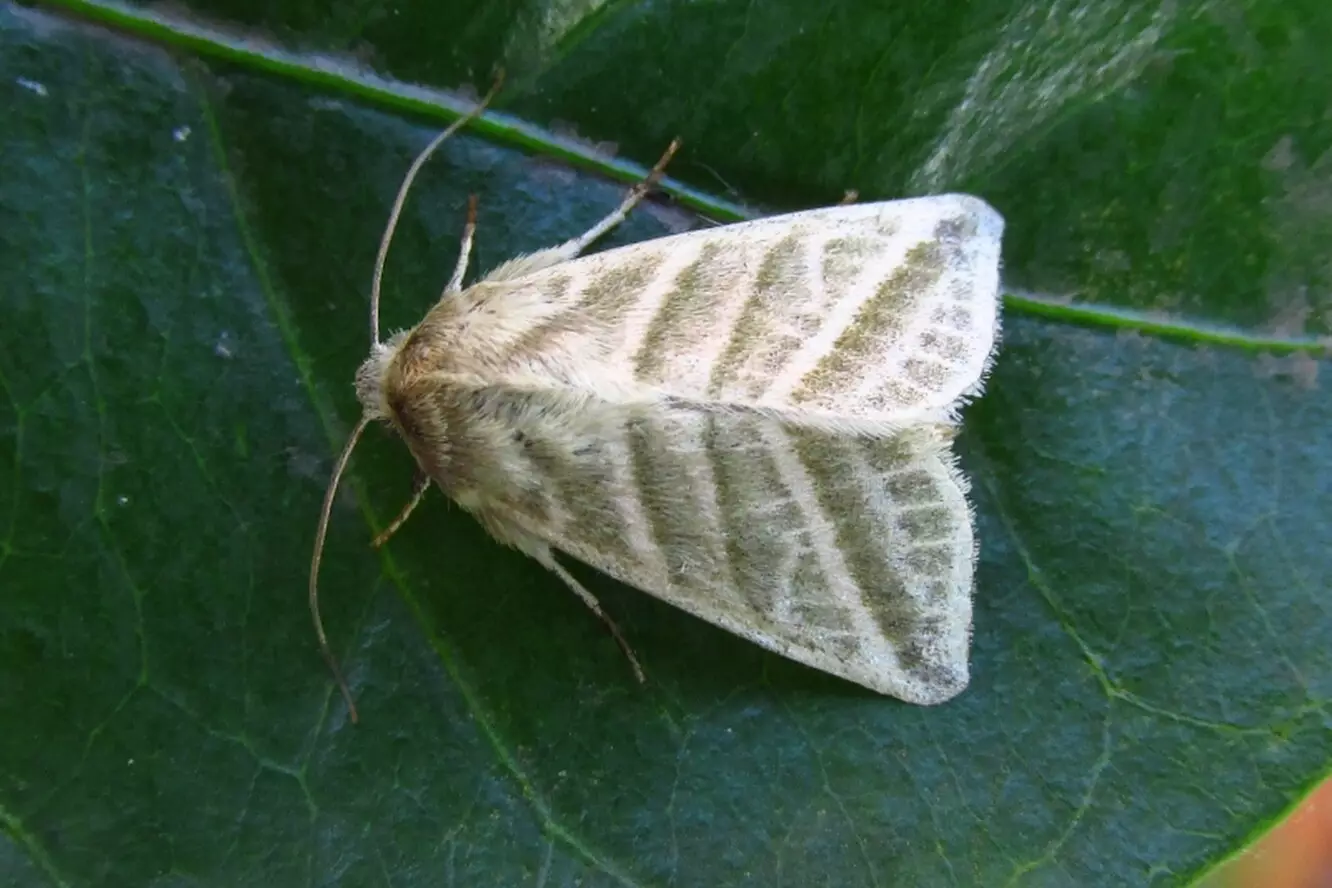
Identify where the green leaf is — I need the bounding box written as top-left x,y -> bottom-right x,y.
3,1 -> 1329,886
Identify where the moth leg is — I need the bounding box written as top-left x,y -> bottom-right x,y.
371,471 -> 431,549
482,138 -> 681,282
472,507 -> 647,682
554,138 -> 681,259
441,194 -> 479,296
534,548 -> 647,684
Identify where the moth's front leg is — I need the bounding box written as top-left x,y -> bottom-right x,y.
371,469 -> 432,549
482,139 -> 681,282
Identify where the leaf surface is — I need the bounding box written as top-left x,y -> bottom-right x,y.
2,2 -> 1329,885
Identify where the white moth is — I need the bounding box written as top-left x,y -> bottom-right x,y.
310,83 -> 1004,723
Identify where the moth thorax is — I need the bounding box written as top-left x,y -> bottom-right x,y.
354,341 -> 399,421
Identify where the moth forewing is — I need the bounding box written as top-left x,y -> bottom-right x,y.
319,112 -> 1004,716
461,195 -> 1003,431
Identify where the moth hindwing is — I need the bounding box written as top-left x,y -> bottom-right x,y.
312,108 -> 1004,721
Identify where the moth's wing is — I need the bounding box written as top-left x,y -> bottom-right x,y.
479,194 -> 1004,428
482,399 -> 976,705
394,195 -> 996,700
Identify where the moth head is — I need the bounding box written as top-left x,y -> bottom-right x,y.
308,71 -> 505,728
353,333 -> 407,422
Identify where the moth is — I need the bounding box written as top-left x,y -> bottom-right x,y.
310,83 -> 1004,723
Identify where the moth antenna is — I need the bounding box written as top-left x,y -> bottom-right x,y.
441,194 -> 480,296
370,71 -> 505,344
309,415 -> 372,724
